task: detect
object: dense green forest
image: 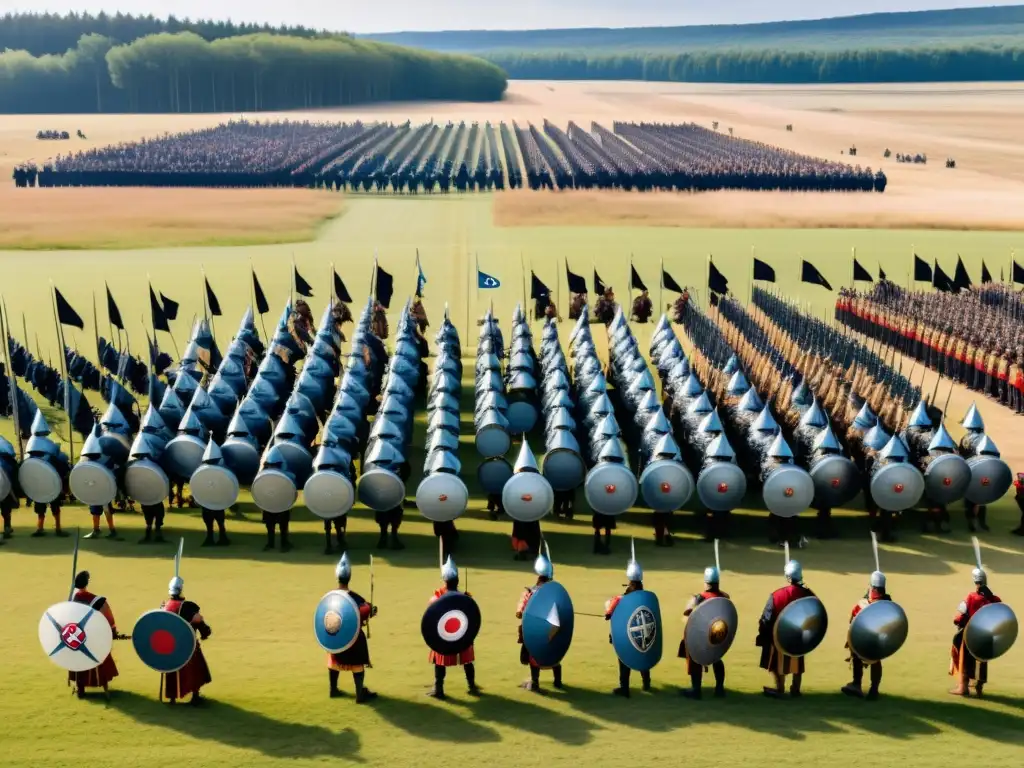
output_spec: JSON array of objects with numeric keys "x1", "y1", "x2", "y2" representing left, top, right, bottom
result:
[{"x1": 0, "y1": 31, "x2": 507, "y2": 114}]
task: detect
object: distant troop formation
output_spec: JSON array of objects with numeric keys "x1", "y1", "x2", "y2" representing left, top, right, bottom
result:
[{"x1": 13, "y1": 118, "x2": 885, "y2": 194}]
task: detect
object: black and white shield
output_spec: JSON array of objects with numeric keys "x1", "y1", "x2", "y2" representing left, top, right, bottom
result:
[{"x1": 421, "y1": 591, "x2": 481, "y2": 656}]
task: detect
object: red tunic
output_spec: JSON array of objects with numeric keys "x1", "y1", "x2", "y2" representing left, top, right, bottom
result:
[
  {"x1": 69, "y1": 589, "x2": 119, "y2": 689},
  {"x1": 679, "y1": 589, "x2": 730, "y2": 674},
  {"x1": 758, "y1": 584, "x2": 813, "y2": 675},
  {"x1": 428, "y1": 587, "x2": 475, "y2": 667},
  {"x1": 161, "y1": 598, "x2": 213, "y2": 700}
]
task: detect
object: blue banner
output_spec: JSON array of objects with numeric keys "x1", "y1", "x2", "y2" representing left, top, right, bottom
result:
[{"x1": 478, "y1": 271, "x2": 501, "y2": 289}]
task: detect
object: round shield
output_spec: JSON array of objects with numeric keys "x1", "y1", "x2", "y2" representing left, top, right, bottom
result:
[
  {"x1": 696, "y1": 462, "x2": 747, "y2": 512},
  {"x1": 475, "y1": 423, "x2": 511, "y2": 459},
  {"x1": 39, "y1": 601, "x2": 113, "y2": 672},
  {"x1": 922, "y1": 453, "x2": 971, "y2": 506},
  {"x1": 273, "y1": 442, "x2": 314, "y2": 487},
  {"x1": 421, "y1": 591, "x2": 482, "y2": 656},
  {"x1": 477, "y1": 457, "x2": 513, "y2": 495},
  {"x1": 502, "y1": 471, "x2": 554, "y2": 522},
  {"x1": 416, "y1": 473, "x2": 469, "y2": 522},
  {"x1": 871, "y1": 463, "x2": 925, "y2": 512},
  {"x1": 303, "y1": 470, "x2": 355, "y2": 520},
  {"x1": 19, "y1": 457, "x2": 63, "y2": 504},
  {"x1": 221, "y1": 438, "x2": 262, "y2": 486},
  {"x1": 190, "y1": 464, "x2": 239, "y2": 511},
  {"x1": 640, "y1": 459, "x2": 694, "y2": 513},
  {"x1": 506, "y1": 401, "x2": 539, "y2": 435},
  {"x1": 125, "y1": 459, "x2": 170, "y2": 505},
  {"x1": 809, "y1": 455, "x2": 861, "y2": 508},
  {"x1": 131, "y1": 610, "x2": 197, "y2": 673},
  {"x1": 541, "y1": 448, "x2": 586, "y2": 492},
  {"x1": 848, "y1": 600, "x2": 909, "y2": 663},
  {"x1": 0, "y1": 466, "x2": 10, "y2": 502},
  {"x1": 162, "y1": 434, "x2": 206, "y2": 481},
  {"x1": 964, "y1": 455, "x2": 1013, "y2": 506},
  {"x1": 314, "y1": 590, "x2": 361, "y2": 653},
  {"x1": 965, "y1": 602, "x2": 1019, "y2": 662},
  {"x1": 251, "y1": 468, "x2": 298, "y2": 514},
  {"x1": 356, "y1": 467, "x2": 406, "y2": 512},
  {"x1": 98, "y1": 432, "x2": 132, "y2": 466},
  {"x1": 522, "y1": 581, "x2": 575, "y2": 668},
  {"x1": 763, "y1": 465, "x2": 815, "y2": 518},
  {"x1": 683, "y1": 596, "x2": 739, "y2": 667},
  {"x1": 773, "y1": 596, "x2": 829, "y2": 658},
  {"x1": 610, "y1": 590, "x2": 663, "y2": 672},
  {"x1": 584, "y1": 463, "x2": 639, "y2": 516},
  {"x1": 70, "y1": 461, "x2": 118, "y2": 507}
]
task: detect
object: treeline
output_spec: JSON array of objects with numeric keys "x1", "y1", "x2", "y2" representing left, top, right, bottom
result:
[
  {"x1": 0, "y1": 11, "x2": 328, "y2": 56},
  {"x1": 0, "y1": 33, "x2": 508, "y2": 114},
  {"x1": 485, "y1": 45, "x2": 1024, "y2": 84}
]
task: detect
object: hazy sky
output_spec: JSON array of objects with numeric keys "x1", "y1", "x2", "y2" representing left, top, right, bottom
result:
[{"x1": 0, "y1": 1, "x2": 1017, "y2": 32}]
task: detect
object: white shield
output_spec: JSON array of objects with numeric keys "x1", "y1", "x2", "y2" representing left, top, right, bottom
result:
[
  {"x1": 251, "y1": 468, "x2": 298, "y2": 514},
  {"x1": 125, "y1": 459, "x2": 170, "y2": 505},
  {"x1": 39, "y1": 601, "x2": 113, "y2": 672},
  {"x1": 190, "y1": 464, "x2": 240, "y2": 511},
  {"x1": 69, "y1": 461, "x2": 118, "y2": 507},
  {"x1": 303, "y1": 470, "x2": 356, "y2": 520},
  {"x1": 416, "y1": 473, "x2": 469, "y2": 522},
  {"x1": 19, "y1": 457, "x2": 63, "y2": 504}
]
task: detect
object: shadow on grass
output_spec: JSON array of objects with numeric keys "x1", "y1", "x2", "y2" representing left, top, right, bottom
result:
[
  {"x1": 94, "y1": 690, "x2": 363, "y2": 761},
  {"x1": 372, "y1": 693, "x2": 501, "y2": 743},
  {"x1": 462, "y1": 689, "x2": 602, "y2": 745}
]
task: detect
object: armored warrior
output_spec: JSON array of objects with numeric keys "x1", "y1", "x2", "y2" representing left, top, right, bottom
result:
[
  {"x1": 25, "y1": 412, "x2": 69, "y2": 538},
  {"x1": 160, "y1": 575, "x2": 213, "y2": 705},
  {"x1": 671, "y1": 289, "x2": 689, "y2": 324},
  {"x1": 371, "y1": 301, "x2": 389, "y2": 341},
  {"x1": 516, "y1": 549, "x2": 563, "y2": 692},
  {"x1": 69, "y1": 571, "x2": 121, "y2": 698},
  {"x1": 327, "y1": 554, "x2": 378, "y2": 703},
  {"x1": 949, "y1": 559, "x2": 1002, "y2": 697},
  {"x1": 631, "y1": 290, "x2": 653, "y2": 324},
  {"x1": 411, "y1": 299, "x2": 430, "y2": 335},
  {"x1": 594, "y1": 288, "x2": 617, "y2": 326},
  {"x1": 757, "y1": 559, "x2": 814, "y2": 697},
  {"x1": 197, "y1": 440, "x2": 230, "y2": 547},
  {"x1": 427, "y1": 556, "x2": 479, "y2": 699},
  {"x1": 606, "y1": 552, "x2": 651, "y2": 697},
  {"x1": 568, "y1": 292, "x2": 587, "y2": 321},
  {"x1": 842, "y1": 570, "x2": 891, "y2": 699},
  {"x1": 678, "y1": 563, "x2": 728, "y2": 699},
  {"x1": 260, "y1": 447, "x2": 294, "y2": 552}
]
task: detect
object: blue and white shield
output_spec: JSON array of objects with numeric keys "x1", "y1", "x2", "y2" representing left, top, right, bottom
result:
[
  {"x1": 522, "y1": 581, "x2": 575, "y2": 668},
  {"x1": 314, "y1": 590, "x2": 361, "y2": 654},
  {"x1": 39, "y1": 601, "x2": 114, "y2": 672},
  {"x1": 132, "y1": 610, "x2": 197, "y2": 673},
  {"x1": 610, "y1": 590, "x2": 663, "y2": 672}
]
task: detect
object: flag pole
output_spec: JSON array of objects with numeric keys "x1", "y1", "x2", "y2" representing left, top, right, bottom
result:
[
  {"x1": 851, "y1": 247, "x2": 856, "y2": 288},
  {"x1": 330, "y1": 262, "x2": 336, "y2": 305},
  {"x1": 706, "y1": 254, "x2": 711, "y2": 311},
  {"x1": 49, "y1": 282, "x2": 73, "y2": 463},
  {"x1": 91, "y1": 290, "x2": 101, "y2": 367},
  {"x1": 750, "y1": 246, "x2": 755, "y2": 305},
  {"x1": 520, "y1": 252, "x2": 527, "y2": 318},
  {"x1": 658, "y1": 257, "x2": 664, "y2": 316},
  {"x1": 0, "y1": 297, "x2": 23, "y2": 459},
  {"x1": 371, "y1": 253, "x2": 378, "y2": 299}
]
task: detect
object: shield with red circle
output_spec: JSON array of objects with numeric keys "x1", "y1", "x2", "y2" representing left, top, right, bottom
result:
[
  {"x1": 421, "y1": 591, "x2": 482, "y2": 656},
  {"x1": 132, "y1": 610, "x2": 197, "y2": 673}
]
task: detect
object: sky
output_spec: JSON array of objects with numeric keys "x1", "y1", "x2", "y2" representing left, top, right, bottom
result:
[{"x1": 0, "y1": 0, "x2": 1019, "y2": 32}]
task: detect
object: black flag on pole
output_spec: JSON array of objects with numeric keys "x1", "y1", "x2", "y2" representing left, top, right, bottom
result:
[
  {"x1": 105, "y1": 284, "x2": 124, "y2": 331},
  {"x1": 913, "y1": 254, "x2": 932, "y2": 283},
  {"x1": 1013, "y1": 260, "x2": 1024, "y2": 285},
  {"x1": 333, "y1": 271, "x2": 353, "y2": 304},
  {"x1": 801, "y1": 260, "x2": 833, "y2": 291},
  {"x1": 662, "y1": 268, "x2": 683, "y2": 294},
  {"x1": 981, "y1": 260, "x2": 992, "y2": 284},
  {"x1": 374, "y1": 264, "x2": 394, "y2": 309},
  {"x1": 205, "y1": 278, "x2": 222, "y2": 316},
  {"x1": 594, "y1": 270, "x2": 607, "y2": 295},
  {"x1": 953, "y1": 255, "x2": 971, "y2": 292},
  {"x1": 708, "y1": 260, "x2": 729, "y2": 295},
  {"x1": 294, "y1": 267, "x2": 314, "y2": 298},
  {"x1": 630, "y1": 265, "x2": 648, "y2": 292},
  {"x1": 530, "y1": 272, "x2": 551, "y2": 300},
  {"x1": 933, "y1": 261, "x2": 954, "y2": 293},
  {"x1": 753, "y1": 258, "x2": 776, "y2": 283},
  {"x1": 150, "y1": 286, "x2": 170, "y2": 333},
  {"x1": 252, "y1": 270, "x2": 269, "y2": 314},
  {"x1": 853, "y1": 259, "x2": 873, "y2": 282},
  {"x1": 566, "y1": 263, "x2": 587, "y2": 295},
  {"x1": 879, "y1": 264, "x2": 888, "y2": 281},
  {"x1": 54, "y1": 288, "x2": 84, "y2": 329},
  {"x1": 160, "y1": 292, "x2": 179, "y2": 321}
]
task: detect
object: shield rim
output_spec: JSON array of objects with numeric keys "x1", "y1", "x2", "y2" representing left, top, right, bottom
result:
[
  {"x1": 313, "y1": 589, "x2": 361, "y2": 654},
  {"x1": 38, "y1": 601, "x2": 114, "y2": 672},
  {"x1": 415, "y1": 473, "x2": 470, "y2": 522},
  {"x1": 773, "y1": 596, "x2": 829, "y2": 659},
  {"x1": 69, "y1": 461, "x2": 119, "y2": 507},
  {"x1": 847, "y1": 599, "x2": 909, "y2": 664},
  {"x1": 189, "y1": 463, "x2": 240, "y2": 512},
  {"x1": 131, "y1": 609, "x2": 197, "y2": 673}
]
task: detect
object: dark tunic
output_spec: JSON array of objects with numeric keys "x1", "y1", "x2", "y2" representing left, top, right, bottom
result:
[{"x1": 328, "y1": 590, "x2": 372, "y2": 670}]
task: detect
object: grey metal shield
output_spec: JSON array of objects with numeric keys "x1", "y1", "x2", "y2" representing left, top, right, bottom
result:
[
  {"x1": 763, "y1": 465, "x2": 815, "y2": 518},
  {"x1": 125, "y1": 459, "x2": 170, "y2": 505},
  {"x1": 964, "y1": 455, "x2": 1013, "y2": 505},
  {"x1": 506, "y1": 401, "x2": 539, "y2": 435},
  {"x1": 303, "y1": 470, "x2": 355, "y2": 520},
  {"x1": 98, "y1": 432, "x2": 132, "y2": 466},
  {"x1": 541, "y1": 449, "x2": 586, "y2": 492},
  {"x1": 252, "y1": 468, "x2": 298, "y2": 514},
  {"x1": 774, "y1": 596, "x2": 829, "y2": 658},
  {"x1": 477, "y1": 457, "x2": 513, "y2": 495},
  {"x1": 502, "y1": 471, "x2": 554, "y2": 522},
  {"x1": 162, "y1": 434, "x2": 207, "y2": 481},
  {"x1": 684, "y1": 596, "x2": 739, "y2": 667},
  {"x1": 696, "y1": 462, "x2": 747, "y2": 512},
  {"x1": 69, "y1": 461, "x2": 118, "y2": 507},
  {"x1": 965, "y1": 602, "x2": 1019, "y2": 662},
  {"x1": 0, "y1": 466, "x2": 10, "y2": 502},
  {"x1": 221, "y1": 438, "x2": 262, "y2": 486},
  {"x1": 415, "y1": 473, "x2": 469, "y2": 522},
  {"x1": 475, "y1": 423, "x2": 511, "y2": 459},
  {"x1": 870, "y1": 463, "x2": 925, "y2": 512},
  {"x1": 923, "y1": 453, "x2": 971, "y2": 506},
  {"x1": 190, "y1": 464, "x2": 240, "y2": 511},
  {"x1": 584, "y1": 463, "x2": 639, "y2": 516},
  {"x1": 18, "y1": 457, "x2": 63, "y2": 504},
  {"x1": 640, "y1": 459, "x2": 695, "y2": 513},
  {"x1": 356, "y1": 467, "x2": 407, "y2": 512},
  {"x1": 848, "y1": 600, "x2": 909, "y2": 663},
  {"x1": 809, "y1": 455, "x2": 861, "y2": 508}
]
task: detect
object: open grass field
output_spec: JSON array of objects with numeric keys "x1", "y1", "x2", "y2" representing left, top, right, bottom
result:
[{"x1": 3, "y1": 80, "x2": 1024, "y2": 767}]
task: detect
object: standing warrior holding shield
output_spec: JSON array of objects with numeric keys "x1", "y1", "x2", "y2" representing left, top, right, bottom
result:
[
  {"x1": 158, "y1": 543, "x2": 213, "y2": 705},
  {"x1": 325, "y1": 553, "x2": 378, "y2": 703},
  {"x1": 756, "y1": 549, "x2": 820, "y2": 698},
  {"x1": 515, "y1": 545, "x2": 564, "y2": 692},
  {"x1": 69, "y1": 570, "x2": 124, "y2": 698},
  {"x1": 425, "y1": 556, "x2": 481, "y2": 700},
  {"x1": 678, "y1": 540, "x2": 735, "y2": 700},
  {"x1": 605, "y1": 541, "x2": 662, "y2": 698}
]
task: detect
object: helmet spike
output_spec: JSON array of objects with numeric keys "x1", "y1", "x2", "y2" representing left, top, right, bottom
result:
[
  {"x1": 972, "y1": 535, "x2": 983, "y2": 571},
  {"x1": 871, "y1": 531, "x2": 880, "y2": 573},
  {"x1": 714, "y1": 538, "x2": 721, "y2": 574}
]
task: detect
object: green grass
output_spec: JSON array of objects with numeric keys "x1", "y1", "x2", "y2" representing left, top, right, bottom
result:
[{"x1": 3, "y1": 194, "x2": 1024, "y2": 767}]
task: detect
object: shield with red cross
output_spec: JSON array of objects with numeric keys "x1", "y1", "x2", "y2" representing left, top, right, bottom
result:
[
  {"x1": 421, "y1": 591, "x2": 481, "y2": 656},
  {"x1": 131, "y1": 610, "x2": 197, "y2": 673},
  {"x1": 38, "y1": 601, "x2": 113, "y2": 672}
]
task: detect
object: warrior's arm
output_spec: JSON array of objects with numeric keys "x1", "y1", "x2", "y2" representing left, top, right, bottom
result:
[
  {"x1": 954, "y1": 600, "x2": 968, "y2": 627},
  {"x1": 682, "y1": 595, "x2": 699, "y2": 617},
  {"x1": 100, "y1": 602, "x2": 116, "y2": 631}
]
